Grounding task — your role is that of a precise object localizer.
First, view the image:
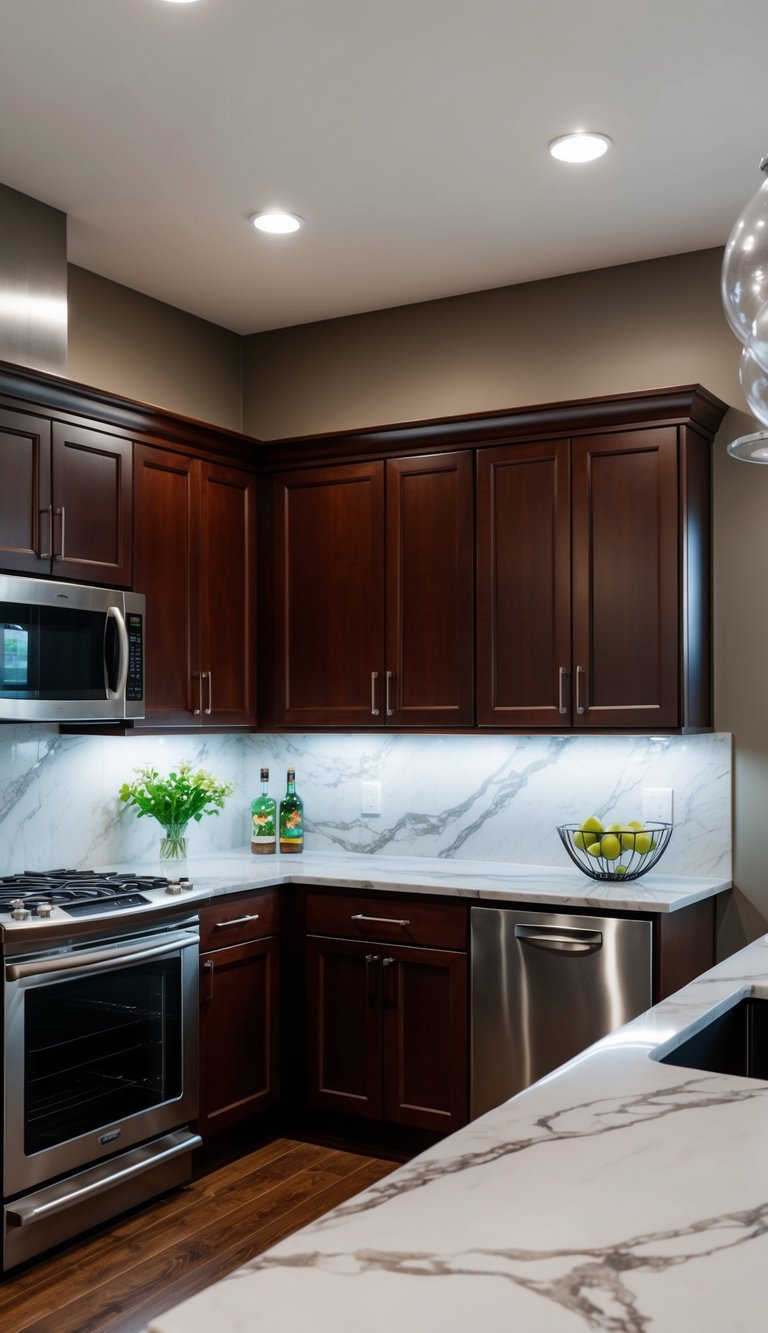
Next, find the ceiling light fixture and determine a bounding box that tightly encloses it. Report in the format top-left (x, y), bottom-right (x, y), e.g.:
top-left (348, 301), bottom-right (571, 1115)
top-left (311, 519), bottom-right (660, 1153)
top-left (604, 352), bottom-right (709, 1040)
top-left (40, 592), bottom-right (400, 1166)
top-left (548, 132), bottom-right (612, 164)
top-left (161, 1), bottom-right (201, 6)
top-left (250, 211), bottom-right (302, 235)
top-left (722, 153), bottom-right (768, 462)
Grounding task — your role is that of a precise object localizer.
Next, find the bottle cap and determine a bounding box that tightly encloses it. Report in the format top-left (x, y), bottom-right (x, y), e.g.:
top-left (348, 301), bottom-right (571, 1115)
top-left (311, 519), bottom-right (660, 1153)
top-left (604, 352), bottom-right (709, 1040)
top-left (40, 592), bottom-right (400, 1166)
top-left (287, 767), bottom-right (296, 780)
top-left (260, 767), bottom-right (269, 780)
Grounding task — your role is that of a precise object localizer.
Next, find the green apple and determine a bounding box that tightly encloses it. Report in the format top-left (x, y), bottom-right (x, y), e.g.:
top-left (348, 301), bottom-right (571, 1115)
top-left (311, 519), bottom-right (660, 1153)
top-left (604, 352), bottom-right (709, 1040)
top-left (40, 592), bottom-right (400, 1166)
top-left (573, 831), bottom-right (588, 849)
top-left (635, 831), bottom-right (652, 855)
top-left (586, 841), bottom-right (602, 857)
top-left (581, 816), bottom-right (603, 834)
top-left (600, 833), bottom-right (621, 860)
top-left (614, 865), bottom-right (628, 875)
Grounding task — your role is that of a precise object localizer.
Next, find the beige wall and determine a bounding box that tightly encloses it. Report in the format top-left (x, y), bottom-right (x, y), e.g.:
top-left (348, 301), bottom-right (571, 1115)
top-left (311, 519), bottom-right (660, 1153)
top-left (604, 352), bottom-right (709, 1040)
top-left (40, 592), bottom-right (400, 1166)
top-left (67, 265), bottom-right (243, 432)
top-left (243, 248), bottom-right (741, 439)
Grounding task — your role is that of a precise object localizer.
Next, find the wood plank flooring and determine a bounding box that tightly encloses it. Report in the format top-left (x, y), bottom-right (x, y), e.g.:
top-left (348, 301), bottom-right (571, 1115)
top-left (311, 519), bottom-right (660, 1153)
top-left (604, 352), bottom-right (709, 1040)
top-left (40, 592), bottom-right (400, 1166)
top-left (0, 1136), bottom-right (396, 1333)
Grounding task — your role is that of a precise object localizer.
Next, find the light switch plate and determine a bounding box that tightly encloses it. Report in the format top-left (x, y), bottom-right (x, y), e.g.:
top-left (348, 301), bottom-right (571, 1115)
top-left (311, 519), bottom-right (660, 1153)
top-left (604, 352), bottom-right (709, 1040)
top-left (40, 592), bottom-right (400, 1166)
top-left (361, 780), bottom-right (382, 816)
top-left (642, 787), bottom-right (674, 823)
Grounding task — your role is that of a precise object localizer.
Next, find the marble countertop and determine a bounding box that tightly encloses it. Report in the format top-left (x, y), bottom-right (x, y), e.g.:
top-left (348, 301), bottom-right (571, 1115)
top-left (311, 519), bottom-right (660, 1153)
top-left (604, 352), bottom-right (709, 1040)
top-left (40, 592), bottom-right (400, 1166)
top-left (119, 849), bottom-right (730, 915)
top-left (149, 931), bottom-right (768, 1333)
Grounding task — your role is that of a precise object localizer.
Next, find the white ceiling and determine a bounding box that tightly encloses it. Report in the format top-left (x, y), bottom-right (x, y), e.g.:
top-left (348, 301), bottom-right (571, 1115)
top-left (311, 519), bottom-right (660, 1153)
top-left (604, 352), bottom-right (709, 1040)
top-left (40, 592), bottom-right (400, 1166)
top-left (0, 0), bottom-right (766, 335)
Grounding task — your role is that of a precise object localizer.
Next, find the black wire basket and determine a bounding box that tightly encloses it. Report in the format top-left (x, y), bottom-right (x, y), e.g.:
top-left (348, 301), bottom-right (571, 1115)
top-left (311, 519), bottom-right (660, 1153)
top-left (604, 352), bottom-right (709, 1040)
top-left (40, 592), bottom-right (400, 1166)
top-left (557, 822), bottom-right (674, 881)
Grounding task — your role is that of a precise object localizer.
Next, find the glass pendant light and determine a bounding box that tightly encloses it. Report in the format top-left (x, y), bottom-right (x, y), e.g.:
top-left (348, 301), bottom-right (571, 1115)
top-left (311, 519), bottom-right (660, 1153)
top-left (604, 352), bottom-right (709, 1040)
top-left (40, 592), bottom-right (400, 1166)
top-left (722, 153), bottom-right (768, 461)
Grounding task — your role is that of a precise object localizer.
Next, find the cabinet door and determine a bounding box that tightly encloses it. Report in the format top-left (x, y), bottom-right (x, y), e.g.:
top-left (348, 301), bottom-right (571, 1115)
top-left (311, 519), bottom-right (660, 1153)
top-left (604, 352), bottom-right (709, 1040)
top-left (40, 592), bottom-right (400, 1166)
top-left (272, 462), bottom-right (385, 726)
top-left (385, 452), bottom-right (474, 726)
top-left (199, 462), bottom-right (257, 727)
top-left (571, 428), bottom-right (679, 728)
top-left (0, 406), bottom-right (52, 575)
top-left (476, 440), bottom-right (571, 726)
top-left (306, 936), bottom-right (383, 1118)
top-left (133, 445), bottom-right (201, 726)
top-left (51, 424), bottom-right (132, 585)
top-left (381, 944), bottom-right (467, 1134)
top-left (198, 936), bottom-right (280, 1137)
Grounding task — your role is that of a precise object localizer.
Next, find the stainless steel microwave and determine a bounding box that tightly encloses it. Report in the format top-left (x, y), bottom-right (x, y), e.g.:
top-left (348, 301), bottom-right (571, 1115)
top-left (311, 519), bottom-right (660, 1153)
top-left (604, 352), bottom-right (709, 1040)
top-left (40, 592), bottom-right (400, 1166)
top-left (0, 574), bottom-right (145, 722)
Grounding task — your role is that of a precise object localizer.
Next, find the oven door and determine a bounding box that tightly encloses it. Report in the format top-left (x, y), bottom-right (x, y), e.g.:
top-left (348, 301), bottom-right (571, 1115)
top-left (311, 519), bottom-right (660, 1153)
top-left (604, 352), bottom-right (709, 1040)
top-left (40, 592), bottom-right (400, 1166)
top-left (3, 925), bottom-right (199, 1198)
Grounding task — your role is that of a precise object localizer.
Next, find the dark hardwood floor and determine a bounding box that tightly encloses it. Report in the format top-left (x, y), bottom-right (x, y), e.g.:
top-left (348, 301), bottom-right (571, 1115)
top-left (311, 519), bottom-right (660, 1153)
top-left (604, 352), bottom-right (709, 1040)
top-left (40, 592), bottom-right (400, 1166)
top-left (0, 1136), bottom-right (396, 1333)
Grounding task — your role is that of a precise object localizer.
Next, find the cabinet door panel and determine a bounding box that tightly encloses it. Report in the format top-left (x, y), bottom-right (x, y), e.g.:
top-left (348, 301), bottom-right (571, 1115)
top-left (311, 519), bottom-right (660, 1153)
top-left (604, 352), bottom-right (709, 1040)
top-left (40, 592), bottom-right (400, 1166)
top-left (133, 445), bottom-right (200, 727)
top-left (273, 462), bottom-right (385, 727)
top-left (200, 462), bottom-right (257, 727)
top-left (476, 440), bottom-right (571, 726)
top-left (572, 428), bottom-right (679, 728)
top-left (306, 936), bottom-right (382, 1118)
top-left (52, 424), bottom-right (132, 585)
top-left (386, 452), bottom-right (474, 726)
top-left (0, 407), bottom-right (52, 574)
top-left (198, 936), bottom-right (279, 1136)
top-left (381, 944), bottom-right (467, 1133)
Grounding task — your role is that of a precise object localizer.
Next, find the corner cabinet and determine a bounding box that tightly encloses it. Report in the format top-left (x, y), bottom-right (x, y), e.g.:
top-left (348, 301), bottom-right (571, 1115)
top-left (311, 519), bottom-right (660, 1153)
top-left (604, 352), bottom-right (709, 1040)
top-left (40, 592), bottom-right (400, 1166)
top-left (0, 406), bottom-right (132, 586)
top-left (266, 452), bottom-right (474, 727)
top-left (304, 891), bottom-right (468, 1134)
top-left (133, 445), bottom-right (257, 728)
top-left (477, 420), bottom-right (713, 730)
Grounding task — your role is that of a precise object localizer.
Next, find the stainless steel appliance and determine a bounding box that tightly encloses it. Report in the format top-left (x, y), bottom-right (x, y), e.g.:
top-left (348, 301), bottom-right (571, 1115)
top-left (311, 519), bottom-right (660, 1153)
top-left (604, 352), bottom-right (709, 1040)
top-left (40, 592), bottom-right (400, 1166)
top-left (0, 870), bottom-right (200, 1270)
top-left (470, 905), bottom-right (652, 1118)
top-left (0, 573), bottom-right (145, 722)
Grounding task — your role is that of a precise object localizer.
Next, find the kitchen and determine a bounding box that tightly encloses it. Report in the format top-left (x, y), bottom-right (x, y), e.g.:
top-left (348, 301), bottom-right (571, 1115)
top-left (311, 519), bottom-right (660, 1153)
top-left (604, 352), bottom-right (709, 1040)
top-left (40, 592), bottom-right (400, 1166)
top-left (0, 0), bottom-right (767, 1328)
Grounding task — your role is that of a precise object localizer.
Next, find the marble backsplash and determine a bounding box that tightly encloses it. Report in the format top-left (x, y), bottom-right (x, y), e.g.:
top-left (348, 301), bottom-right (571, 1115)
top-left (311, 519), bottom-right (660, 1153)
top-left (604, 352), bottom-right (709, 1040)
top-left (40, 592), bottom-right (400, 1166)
top-left (0, 728), bottom-right (731, 879)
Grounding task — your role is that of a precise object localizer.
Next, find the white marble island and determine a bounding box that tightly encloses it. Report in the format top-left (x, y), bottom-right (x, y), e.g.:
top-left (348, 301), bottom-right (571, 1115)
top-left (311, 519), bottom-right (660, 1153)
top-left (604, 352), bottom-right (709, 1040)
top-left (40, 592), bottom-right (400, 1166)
top-left (148, 928), bottom-right (768, 1333)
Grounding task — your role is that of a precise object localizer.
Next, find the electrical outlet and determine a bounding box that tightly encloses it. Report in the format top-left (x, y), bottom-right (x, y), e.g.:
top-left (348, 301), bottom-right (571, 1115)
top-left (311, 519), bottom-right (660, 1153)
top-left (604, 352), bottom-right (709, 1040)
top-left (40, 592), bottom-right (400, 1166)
top-left (361, 780), bottom-right (382, 816)
top-left (642, 787), bottom-right (674, 823)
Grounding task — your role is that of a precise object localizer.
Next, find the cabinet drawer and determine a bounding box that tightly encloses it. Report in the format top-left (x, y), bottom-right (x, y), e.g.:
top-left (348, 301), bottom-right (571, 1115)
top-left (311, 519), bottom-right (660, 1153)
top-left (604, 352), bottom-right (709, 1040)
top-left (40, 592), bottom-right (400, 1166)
top-left (198, 889), bottom-right (279, 951)
top-left (306, 891), bottom-right (467, 950)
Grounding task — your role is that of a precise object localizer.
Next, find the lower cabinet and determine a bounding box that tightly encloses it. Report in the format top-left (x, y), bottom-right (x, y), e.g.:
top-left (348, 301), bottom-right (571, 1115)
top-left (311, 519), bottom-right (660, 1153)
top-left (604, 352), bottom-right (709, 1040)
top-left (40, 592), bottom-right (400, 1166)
top-left (197, 891), bottom-right (280, 1137)
top-left (305, 893), bottom-right (468, 1135)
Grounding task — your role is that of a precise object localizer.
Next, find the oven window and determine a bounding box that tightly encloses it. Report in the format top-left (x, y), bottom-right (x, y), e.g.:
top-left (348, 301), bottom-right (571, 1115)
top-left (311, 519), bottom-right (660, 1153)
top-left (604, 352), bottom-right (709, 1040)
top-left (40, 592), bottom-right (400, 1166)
top-left (0, 601), bottom-right (113, 700)
top-left (23, 957), bottom-right (182, 1155)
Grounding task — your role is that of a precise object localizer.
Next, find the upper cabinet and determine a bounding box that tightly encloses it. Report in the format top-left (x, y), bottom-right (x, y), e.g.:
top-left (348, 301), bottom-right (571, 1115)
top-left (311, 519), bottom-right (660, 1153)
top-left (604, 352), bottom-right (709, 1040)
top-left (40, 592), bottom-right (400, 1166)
top-left (267, 451), bottom-right (474, 728)
top-left (0, 407), bottom-right (132, 586)
top-left (134, 446), bottom-right (256, 728)
top-left (477, 422), bottom-right (709, 731)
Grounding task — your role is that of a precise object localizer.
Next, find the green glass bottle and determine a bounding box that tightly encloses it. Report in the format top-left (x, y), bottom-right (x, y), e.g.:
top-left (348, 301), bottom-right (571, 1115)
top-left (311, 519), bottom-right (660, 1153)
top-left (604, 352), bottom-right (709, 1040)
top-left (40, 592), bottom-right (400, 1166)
top-left (279, 768), bottom-right (304, 854)
top-left (251, 767), bottom-right (276, 855)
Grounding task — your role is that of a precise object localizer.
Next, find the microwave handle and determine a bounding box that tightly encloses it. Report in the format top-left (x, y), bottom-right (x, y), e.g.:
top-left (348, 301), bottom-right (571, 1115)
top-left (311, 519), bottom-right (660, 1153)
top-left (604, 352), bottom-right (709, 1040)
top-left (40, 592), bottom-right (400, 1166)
top-left (104, 605), bottom-right (129, 700)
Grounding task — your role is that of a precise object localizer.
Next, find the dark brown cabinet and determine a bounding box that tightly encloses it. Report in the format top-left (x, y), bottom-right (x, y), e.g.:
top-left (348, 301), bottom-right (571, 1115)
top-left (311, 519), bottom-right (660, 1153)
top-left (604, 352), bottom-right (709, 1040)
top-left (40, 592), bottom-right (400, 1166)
top-left (0, 407), bottom-right (132, 585)
top-left (477, 424), bottom-right (706, 730)
top-left (134, 445), bottom-right (257, 727)
top-left (305, 893), bottom-right (468, 1134)
top-left (198, 891), bottom-right (280, 1137)
top-left (269, 452), bottom-right (474, 727)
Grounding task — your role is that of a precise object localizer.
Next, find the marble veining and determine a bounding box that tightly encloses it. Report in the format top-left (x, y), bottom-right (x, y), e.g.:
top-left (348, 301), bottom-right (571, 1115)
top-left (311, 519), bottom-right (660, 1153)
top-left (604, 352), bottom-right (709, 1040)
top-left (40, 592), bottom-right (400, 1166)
top-left (148, 933), bottom-right (768, 1333)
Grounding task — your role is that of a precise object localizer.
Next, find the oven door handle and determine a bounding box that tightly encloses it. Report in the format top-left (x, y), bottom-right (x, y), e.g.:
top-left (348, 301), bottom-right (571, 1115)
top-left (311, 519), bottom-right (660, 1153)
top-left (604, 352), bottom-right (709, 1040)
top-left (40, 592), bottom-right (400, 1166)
top-left (5, 1131), bottom-right (203, 1227)
top-left (5, 930), bottom-right (200, 983)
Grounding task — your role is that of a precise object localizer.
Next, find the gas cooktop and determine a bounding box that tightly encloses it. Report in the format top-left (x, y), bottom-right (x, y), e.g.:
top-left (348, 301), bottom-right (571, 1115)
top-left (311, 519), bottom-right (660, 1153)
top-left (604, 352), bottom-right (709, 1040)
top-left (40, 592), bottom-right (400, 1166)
top-left (0, 870), bottom-right (194, 920)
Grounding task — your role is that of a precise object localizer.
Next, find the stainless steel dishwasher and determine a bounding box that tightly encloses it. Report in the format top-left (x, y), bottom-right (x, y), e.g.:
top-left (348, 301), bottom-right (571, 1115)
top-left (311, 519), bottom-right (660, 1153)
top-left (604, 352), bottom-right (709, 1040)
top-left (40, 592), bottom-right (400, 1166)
top-left (470, 906), bottom-right (652, 1118)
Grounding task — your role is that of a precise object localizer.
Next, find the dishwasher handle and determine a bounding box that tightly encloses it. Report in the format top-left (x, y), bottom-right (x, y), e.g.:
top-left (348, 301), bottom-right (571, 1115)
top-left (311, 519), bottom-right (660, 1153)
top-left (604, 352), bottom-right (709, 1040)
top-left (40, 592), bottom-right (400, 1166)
top-left (514, 922), bottom-right (603, 954)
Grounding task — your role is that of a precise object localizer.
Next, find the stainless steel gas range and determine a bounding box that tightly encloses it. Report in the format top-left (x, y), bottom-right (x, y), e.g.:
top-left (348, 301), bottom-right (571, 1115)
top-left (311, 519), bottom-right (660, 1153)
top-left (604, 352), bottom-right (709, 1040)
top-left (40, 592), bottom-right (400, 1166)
top-left (0, 870), bottom-right (202, 1271)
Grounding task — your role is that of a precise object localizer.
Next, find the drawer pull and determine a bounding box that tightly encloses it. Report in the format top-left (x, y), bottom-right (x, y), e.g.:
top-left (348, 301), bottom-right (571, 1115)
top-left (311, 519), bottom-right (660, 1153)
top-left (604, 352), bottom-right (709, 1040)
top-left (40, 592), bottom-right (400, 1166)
top-left (351, 913), bottom-right (410, 928)
top-left (214, 914), bottom-right (260, 929)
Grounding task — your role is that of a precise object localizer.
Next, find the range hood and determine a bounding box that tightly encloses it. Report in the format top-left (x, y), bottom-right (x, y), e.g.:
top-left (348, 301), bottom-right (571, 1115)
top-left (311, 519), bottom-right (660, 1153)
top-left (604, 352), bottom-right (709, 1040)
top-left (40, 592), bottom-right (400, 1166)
top-left (0, 183), bottom-right (67, 377)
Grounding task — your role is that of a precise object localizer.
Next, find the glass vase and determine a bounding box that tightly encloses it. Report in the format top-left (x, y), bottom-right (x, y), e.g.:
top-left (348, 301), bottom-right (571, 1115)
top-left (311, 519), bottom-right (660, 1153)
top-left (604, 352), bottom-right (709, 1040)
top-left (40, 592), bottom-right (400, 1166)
top-left (159, 823), bottom-right (189, 862)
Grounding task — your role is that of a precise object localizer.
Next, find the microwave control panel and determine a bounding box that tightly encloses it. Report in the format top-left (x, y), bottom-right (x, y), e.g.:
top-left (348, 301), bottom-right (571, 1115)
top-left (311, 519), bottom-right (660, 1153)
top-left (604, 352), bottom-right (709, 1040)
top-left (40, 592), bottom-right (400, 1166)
top-left (126, 613), bottom-right (144, 702)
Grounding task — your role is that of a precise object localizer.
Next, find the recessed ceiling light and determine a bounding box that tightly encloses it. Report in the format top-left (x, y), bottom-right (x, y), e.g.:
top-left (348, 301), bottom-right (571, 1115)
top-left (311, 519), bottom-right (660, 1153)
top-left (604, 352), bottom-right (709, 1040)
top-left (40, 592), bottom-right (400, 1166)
top-left (250, 211), bottom-right (303, 235)
top-left (548, 133), bottom-right (612, 164)
top-left (161, 1), bottom-right (201, 5)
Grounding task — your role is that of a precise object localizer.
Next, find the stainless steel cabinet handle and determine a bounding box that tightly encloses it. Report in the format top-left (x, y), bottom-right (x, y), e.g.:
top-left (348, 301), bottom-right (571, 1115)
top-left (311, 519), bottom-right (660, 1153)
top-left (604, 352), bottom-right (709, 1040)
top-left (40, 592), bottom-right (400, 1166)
top-left (201, 957), bottom-right (215, 1003)
top-left (38, 505), bottom-right (52, 559)
top-left (214, 914), bottom-right (260, 928)
top-left (385, 670), bottom-right (395, 716)
top-left (514, 922), bottom-right (602, 954)
top-left (192, 671), bottom-right (202, 716)
top-left (5, 1132), bottom-right (202, 1227)
top-left (558, 666), bottom-right (569, 716)
top-left (53, 505), bottom-right (66, 560)
top-left (203, 670), bottom-right (212, 716)
top-left (575, 664), bottom-right (586, 715)
top-left (370, 670), bottom-right (380, 716)
top-left (351, 913), bottom-right (410, 927)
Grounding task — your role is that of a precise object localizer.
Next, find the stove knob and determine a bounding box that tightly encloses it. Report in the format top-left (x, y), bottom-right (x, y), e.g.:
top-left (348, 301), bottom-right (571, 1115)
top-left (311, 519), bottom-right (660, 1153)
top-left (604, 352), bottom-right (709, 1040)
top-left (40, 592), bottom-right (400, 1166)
top-left (11, 906), bottom-right (30, 921)
top-left (165, 880), bottom-right (183, 895)
top-left (9, 899), bottom-right (24, 911)
top-left (182, 879), bottom-right (194, 891)
top-left (36, 902), bottom-right (53, 918)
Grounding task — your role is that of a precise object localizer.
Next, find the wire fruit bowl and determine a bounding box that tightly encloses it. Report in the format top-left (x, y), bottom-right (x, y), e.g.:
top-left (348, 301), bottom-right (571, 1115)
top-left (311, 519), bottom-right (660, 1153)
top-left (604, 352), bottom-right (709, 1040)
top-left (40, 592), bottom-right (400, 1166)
top-left (557, 822), bottom-right (673, 881)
